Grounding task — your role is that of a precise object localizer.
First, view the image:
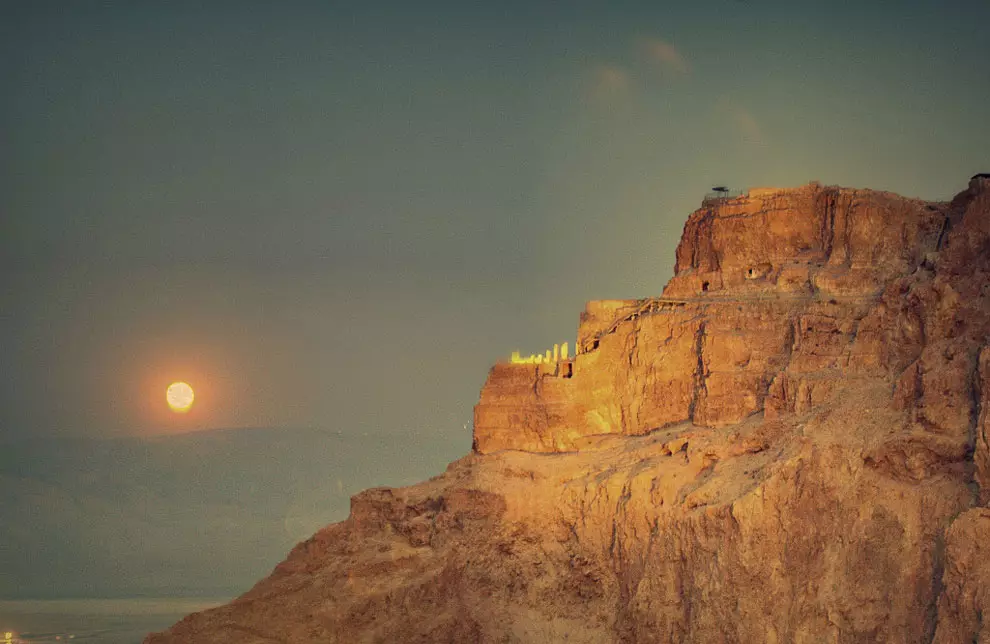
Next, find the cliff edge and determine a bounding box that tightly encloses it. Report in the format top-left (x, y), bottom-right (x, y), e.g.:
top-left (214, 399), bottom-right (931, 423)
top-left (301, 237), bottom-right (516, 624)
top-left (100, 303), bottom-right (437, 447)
top-left (147, 176), bottom-right (990, 643)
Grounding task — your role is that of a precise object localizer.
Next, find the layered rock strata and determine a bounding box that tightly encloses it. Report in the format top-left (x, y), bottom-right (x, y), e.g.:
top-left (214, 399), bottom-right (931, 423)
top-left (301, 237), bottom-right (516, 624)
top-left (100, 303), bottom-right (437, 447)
top-left (147, 176), bottom-right (990, 644)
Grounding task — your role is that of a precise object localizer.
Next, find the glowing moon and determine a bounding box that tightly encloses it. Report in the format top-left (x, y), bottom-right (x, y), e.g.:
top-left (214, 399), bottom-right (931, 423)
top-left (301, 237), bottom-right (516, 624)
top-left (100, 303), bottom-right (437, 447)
top-left (166, 382), bottom-right (195, 413)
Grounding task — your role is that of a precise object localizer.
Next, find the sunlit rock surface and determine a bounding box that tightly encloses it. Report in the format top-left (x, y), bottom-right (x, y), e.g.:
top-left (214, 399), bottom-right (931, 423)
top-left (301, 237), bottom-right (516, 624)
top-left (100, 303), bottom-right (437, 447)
top-left (146, 177), bottom-right (990, 643)
top-left (474, 182), bottom-right (957, 453)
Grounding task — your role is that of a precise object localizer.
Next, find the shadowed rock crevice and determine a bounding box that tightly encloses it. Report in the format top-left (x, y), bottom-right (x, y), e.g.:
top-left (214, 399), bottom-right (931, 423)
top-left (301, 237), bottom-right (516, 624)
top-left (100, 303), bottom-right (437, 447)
top-left (688, 321), bottom-right (706, 423)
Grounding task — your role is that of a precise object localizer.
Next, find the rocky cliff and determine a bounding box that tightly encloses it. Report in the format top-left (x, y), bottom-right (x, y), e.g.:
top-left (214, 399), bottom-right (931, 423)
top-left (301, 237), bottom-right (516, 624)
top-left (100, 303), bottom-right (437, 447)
top-left (146, 177), bottom-right (990, 643)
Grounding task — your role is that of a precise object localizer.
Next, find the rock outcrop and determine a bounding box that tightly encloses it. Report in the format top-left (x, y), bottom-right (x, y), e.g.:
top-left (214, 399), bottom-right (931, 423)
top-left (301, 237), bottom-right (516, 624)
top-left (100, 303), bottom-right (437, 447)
top-left (473, 182), bottom-right (956, 453)
top-left (146, 177), bottom-right (990, 644)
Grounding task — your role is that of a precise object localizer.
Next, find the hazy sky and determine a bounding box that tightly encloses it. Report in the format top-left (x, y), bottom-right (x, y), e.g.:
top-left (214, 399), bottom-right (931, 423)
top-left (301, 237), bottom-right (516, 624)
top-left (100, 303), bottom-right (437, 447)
top-left (2, 0), bottom-right (989, 442)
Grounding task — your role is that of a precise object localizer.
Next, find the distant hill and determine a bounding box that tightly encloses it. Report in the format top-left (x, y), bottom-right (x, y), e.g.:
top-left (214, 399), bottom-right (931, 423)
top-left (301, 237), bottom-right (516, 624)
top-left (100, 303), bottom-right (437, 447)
top-left (0, 427), bottom-right (468, 599)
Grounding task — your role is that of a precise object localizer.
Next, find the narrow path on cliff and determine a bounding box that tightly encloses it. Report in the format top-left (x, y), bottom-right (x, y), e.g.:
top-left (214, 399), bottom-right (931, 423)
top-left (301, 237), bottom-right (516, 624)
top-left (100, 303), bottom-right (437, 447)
top-left (588, 292), bottom-right (883, 351)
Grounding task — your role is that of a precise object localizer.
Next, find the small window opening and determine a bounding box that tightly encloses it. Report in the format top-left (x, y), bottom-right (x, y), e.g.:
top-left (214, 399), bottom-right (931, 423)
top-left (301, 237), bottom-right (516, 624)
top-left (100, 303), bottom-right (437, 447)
top-left (701, 281), bottom-right (710, 292)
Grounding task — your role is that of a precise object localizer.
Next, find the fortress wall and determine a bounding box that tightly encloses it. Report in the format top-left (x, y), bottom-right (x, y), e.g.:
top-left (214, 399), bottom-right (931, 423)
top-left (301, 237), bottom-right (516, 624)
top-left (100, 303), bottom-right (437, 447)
top-left (747, 186), bottom-right (786, 198)
top-left (474, 363), bottom-right (583, 453)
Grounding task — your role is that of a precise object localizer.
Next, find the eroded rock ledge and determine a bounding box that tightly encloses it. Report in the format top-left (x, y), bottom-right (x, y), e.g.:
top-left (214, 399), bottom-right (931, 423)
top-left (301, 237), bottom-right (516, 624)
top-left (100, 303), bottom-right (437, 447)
top-left (147, 177), bottom-right (990, 644)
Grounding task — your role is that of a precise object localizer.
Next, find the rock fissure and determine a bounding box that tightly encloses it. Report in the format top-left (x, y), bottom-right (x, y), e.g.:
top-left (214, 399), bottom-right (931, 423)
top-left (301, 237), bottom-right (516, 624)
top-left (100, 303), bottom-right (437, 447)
top-left (821, 188), bottom-right (838, 261)
top-left (689, 321), bottom-right (707, 424)
top-left (924, 532), bottom-right (947, 644)
top-left (936, 215), bottom-right (951, 252)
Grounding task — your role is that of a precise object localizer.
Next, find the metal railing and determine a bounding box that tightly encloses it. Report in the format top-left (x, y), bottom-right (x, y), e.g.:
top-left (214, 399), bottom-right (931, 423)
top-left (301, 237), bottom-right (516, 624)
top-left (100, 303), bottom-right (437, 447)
top-left (702, 189), bottom-right (746, 206)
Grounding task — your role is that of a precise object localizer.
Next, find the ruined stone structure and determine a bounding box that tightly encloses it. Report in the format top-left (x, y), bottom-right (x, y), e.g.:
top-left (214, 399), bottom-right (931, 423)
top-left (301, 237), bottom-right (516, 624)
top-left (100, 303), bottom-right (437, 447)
top-left (508, 341), bottom-right (570, 365)
top-left (147, 176), bottom-right (990, 644)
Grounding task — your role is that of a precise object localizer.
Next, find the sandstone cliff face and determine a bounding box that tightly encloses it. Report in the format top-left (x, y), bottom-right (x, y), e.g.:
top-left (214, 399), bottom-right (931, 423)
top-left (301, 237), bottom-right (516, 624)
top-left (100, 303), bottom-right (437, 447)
top-left (474, 182), bottom-right (955, 454)
top-left (147, 177), bottom-right (990, 644)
